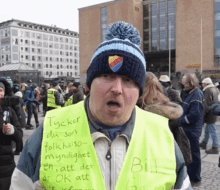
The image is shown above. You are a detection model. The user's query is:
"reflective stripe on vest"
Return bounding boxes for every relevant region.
[40,101,176,190]
[47,89,61,109]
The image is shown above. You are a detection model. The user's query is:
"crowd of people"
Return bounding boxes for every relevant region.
[0,21,220,190]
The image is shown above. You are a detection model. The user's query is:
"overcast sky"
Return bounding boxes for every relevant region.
[0,0,111,33]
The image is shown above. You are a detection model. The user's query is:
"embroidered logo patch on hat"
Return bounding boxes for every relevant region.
[108,56,123,72]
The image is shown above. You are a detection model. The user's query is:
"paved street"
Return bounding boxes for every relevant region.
[14,109,220,189]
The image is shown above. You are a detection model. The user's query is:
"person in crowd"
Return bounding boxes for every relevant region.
[159,75,182,105]
[0,78,23,190]
[24,83,39,129]
[180,73,204,185]
[199,77,219,154]
[10,21,191,190]
[20,83,28,99]
[40,84,48,116]
[12,81,26,155]
[35,86,41,112]
[138,72,192,167]
[71,82,84,104]
[83,83,90,96]
[214,81,220,101]
[47,80,65,111]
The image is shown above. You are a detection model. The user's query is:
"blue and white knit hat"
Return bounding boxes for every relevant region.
[86,21,147,96]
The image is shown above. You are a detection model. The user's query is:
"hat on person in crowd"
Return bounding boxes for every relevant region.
[86,21,147,96]
[52,80,59,87]
[159,75,171,83]
[202,77,213,84]
[0,82,5,89]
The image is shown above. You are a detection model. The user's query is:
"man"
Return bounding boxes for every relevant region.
[180,73,204,185]
[47,80,65,111]
[199,77,219,154]
[159,75,182,105]
[40,84,48,116]
[24,83,39,129]
[10,22,191,190]
[0,78,23,190]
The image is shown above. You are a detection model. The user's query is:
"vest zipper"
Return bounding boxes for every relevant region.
[106,141,112,160]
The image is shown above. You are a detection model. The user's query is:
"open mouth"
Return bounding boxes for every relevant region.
[107,101,121,107]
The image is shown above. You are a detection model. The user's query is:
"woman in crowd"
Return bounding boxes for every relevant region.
[138,72,192,167]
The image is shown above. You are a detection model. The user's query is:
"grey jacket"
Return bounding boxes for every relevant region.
[203,84,219,124]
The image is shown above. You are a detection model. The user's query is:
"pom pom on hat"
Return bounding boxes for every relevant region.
[87,21,146,96]
[106,21,141,47]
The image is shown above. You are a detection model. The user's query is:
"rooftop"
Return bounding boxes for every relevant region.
[0,19,79,37]
[0,63,38,71]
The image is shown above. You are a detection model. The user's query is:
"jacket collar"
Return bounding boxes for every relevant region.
[203,83,215,91]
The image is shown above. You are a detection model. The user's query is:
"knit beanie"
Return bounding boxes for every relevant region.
[0,82,5,89]
[86,21,147,96]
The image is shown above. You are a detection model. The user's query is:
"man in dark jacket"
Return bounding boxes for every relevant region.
[159,75,182,105]
[40,84,48,116]
[24,83,39,129]
[199,77,219,154]
[0,79,23,190]
[180,73,204,185]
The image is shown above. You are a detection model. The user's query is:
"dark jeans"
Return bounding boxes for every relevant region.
[184,130,201,182]
[0,175,12,190]
[27,105,39,126]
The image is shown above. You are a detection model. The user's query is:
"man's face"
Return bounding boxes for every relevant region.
[182,76,191,89]
[89,73,140,126]
[0,87,5,99]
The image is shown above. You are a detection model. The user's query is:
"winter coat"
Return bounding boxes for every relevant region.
[24,86,37,107]
[0,78,23,178]
[179,88,204,138]
[203,84,219,124]
[72,90,84,104]
[143,102,192,166]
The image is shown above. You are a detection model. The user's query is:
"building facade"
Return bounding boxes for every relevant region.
[79,0,220,83]
[0,19,80,81]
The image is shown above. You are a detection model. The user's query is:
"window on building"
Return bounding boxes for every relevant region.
[66,52,69,56]
[36,34,42,39]
[57,65,59,69]
[31,33,35,38]
[54,36,58,42]
[57,71,59,75]
[6,55,8,61]
[75,66,77,70]
[60,44,63,49]
[70,72,72,76]
[50,57,52,61]
[60,58,62,62]
[46,64,48,68]
[56,58,59,62]
[25,40,29,44]
[67,72,69,76]
[65,45,68,50]
[60,51,63,55]
[74,53,77,57]
[32,56,35,61]
[25,47,28,52]
[49,43,53,48]
[70,52,73,56]
[70,65,72,69]
[61,72,63,75]
[67,65,69,69]
[32,41,35,45]
[26,55,29,60]
[38,56,42,61]
[38,49,41,54]
[46,71,48,75]
[75,72,77,76]
[60,65,63,68]
[50,64,52,68]
[60,37,63,42]
[43,34,48,40]
[32,63,35,68]
[67,59,69,62]
[46,57,48,61]
[75,59,77,64]
[38,64,41,69]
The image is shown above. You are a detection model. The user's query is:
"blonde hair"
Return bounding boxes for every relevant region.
[183,73,199,89]
[141,72,170,106]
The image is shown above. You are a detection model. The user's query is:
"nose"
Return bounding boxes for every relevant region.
[111,77,123,95]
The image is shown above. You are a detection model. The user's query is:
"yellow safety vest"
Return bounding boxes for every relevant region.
[65,95,73,107]
[40,101,176,190]
[47,89,61,109]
